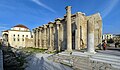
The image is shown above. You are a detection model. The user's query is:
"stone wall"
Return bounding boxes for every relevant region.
[25,38,34,47]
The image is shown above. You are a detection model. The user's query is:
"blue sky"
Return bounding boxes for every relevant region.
[0,0,120,36]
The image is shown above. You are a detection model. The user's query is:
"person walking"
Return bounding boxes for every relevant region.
[102,41,107,50]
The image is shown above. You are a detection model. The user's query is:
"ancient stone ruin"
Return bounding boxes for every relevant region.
[33,6,102,53]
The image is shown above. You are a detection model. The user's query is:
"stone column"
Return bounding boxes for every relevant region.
[59,24,63,51]
[99,20,102,46]
[41,26,44,48]
[39,27,42,48]
[46,25,49,49]
[97,13,102,47]
[38,29,40,48]
[43,25,47,49]
[65,6,72,52]
[33,29,36,47]
[49,23,53,51]
[76,12,81,50]
[52,26,55,50]
[87,17,95,53]
[55,18,61,51]
[36,28,39,48]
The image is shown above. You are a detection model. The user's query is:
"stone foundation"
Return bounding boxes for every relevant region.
[48,52,120,70]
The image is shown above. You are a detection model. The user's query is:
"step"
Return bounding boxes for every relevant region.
[91,56,120,63]
[90,58,120,69]
[93,53,120,60]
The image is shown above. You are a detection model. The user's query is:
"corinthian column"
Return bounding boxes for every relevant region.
[48,23,53,51]
[46,25,49,49]
[39,27,42,48]
[87,17,95,53]
[76,12,81,50]
[33,29,36,47]
[36,28,39,48]
[65,6,72,52]
[43,25,47,49]
[55,18,61,51]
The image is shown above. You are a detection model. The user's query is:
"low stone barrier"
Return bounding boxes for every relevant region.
[0,50,3,70]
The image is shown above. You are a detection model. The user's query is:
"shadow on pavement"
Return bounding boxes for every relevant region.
[26,54,73,70]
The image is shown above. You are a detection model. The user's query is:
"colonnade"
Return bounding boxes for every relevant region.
[33,6,102,53]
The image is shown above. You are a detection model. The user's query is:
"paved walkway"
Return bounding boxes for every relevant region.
[0,50,3,70]
[25,53,73,70]
[59,50,120,69]
[97,50,120,56]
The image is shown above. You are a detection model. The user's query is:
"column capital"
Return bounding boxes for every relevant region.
[36,28,40,32]
[55,18,61,24]
[39,27,43,30]
[43,25,47,29]
[76,12,85,16]
[32,29,36,33]
[48,22,53,28]
[76,12,81,16]
[65,6,72,10]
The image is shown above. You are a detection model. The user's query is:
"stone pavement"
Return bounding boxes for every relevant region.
[48,50,120,70]
[25,53,73,70]
[97,50,120,56]
[0,50,3,70]
[91,50,120,69]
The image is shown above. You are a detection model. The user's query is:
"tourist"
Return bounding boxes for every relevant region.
[102,41,107,50]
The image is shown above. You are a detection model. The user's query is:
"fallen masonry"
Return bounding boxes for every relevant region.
[48,51,120,70]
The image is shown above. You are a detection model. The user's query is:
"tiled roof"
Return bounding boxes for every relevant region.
[2,30,8,32]
[13,24,29,29]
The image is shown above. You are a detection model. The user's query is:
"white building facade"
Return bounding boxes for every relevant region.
[2,24,32,48]
[102,34,113,40]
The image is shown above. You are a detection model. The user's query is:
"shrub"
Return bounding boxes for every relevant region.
[107,39,114,43]
[3,47,29,70]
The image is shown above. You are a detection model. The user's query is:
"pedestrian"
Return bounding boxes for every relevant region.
[102,41,107,50]
[115,42,119,48]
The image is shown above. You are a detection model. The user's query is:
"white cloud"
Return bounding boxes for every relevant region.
[102,0,119,18]
[32,0,56,13]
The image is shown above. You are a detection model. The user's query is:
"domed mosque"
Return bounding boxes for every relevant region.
[2,24,32,48]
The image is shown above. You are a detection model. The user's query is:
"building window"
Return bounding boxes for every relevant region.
[26,35,28,37]
[13,34,15,37]
[22,39,24,41]
[13,38,15,41]
[22,35,24,37]
[107,35,108,39]
[18,39,19,41]
[31,35,33,38]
